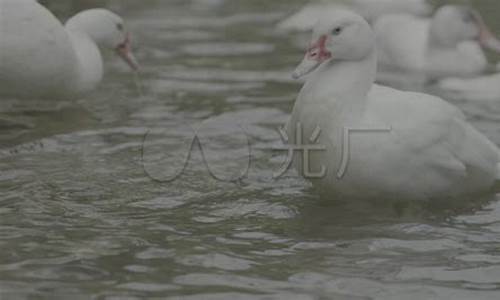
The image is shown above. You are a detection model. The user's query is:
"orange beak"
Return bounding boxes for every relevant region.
[473,11,500,53]
[116,33,139,71]
[293,35,332,79]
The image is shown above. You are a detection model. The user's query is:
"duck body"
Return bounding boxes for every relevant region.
[0,0,136,100]
[0,0,85,99]
[289,10,500,201]
[292,82,500,200]
[438,73,500,101]
[352,0,431,22]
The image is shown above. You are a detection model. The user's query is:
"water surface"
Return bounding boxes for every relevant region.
[1,0,500,299]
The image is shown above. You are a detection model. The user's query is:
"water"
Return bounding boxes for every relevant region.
[1,0,500,299]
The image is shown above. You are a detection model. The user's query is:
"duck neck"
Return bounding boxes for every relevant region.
[301,49,377,123]
[65,27,104,96]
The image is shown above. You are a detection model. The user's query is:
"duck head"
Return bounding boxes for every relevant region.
[66,9,139,71]
[293,10,375,79]
[430,5,500,52]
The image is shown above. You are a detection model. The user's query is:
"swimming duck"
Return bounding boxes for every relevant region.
[0,0,139,100]
[288,9,500,201]
[374,5,500,81]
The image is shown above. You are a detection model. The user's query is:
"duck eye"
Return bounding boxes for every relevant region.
[462,10,476,24]
[116,23,124,31]
[332,27,343,35]
[462,15,472,23]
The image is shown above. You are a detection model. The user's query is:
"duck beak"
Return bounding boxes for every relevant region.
[473,11,500,53]
[116,33,139,71]
[293,56,322,80]
[293,35,332,80]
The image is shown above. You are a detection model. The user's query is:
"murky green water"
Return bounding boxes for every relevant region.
[2,0,500,299]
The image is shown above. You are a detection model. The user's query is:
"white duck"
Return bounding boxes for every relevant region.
[374,5,500,81]
[288,9,500,201]
[277,0,431,32]
[0,0,139,100]
[438,73,500,102]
